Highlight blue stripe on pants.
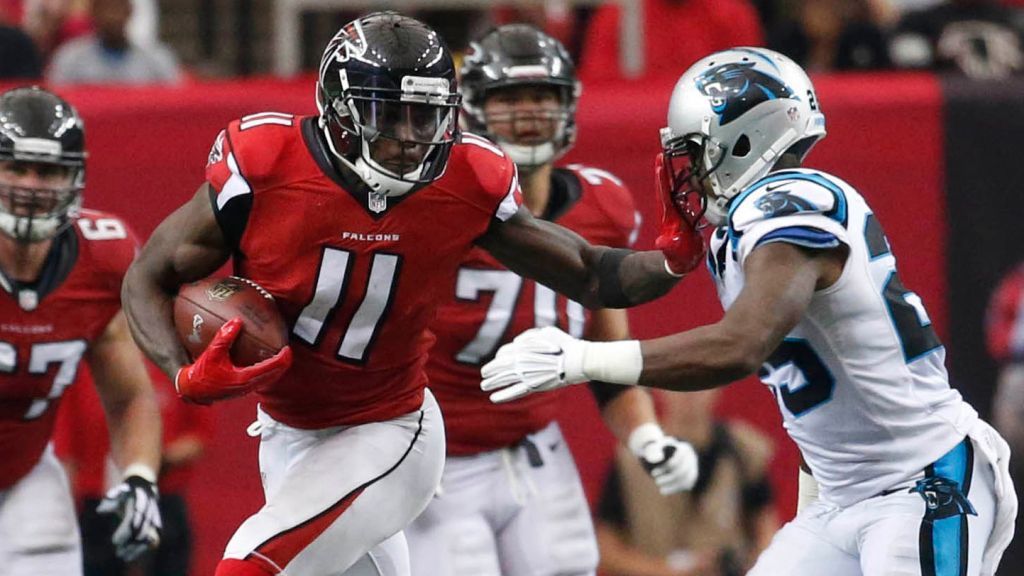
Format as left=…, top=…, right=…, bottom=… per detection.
left=919, top=438, right=973, bottom=576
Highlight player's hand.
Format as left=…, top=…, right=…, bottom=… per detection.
left=481, top=327, right=587, bottom=403
left=96, top=475, right=162, bottom=562
left=655, top=152, right=706, bottom=276
left=630, top=423, right=699, bottom=495
left=175, top=317, right=293, bottom=404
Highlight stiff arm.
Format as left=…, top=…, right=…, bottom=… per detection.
left=478, top=206, right=679, bottom=310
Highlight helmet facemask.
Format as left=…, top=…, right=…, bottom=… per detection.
left=319, top=75, right=460, bottom=201
left=660, top=130, right=725, bottom=228
left=0, top=153, right=84, bottom=244
left=460, top=25, right=581, bottom=174
left=476, top=83, right=576, bottom=173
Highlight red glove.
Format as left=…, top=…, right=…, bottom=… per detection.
left=174, top=318, right=293, bottom=404
left=654, top=152, right=707, bottom=276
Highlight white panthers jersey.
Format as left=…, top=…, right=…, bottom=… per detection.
left=709, top=168, right=978, bottom=507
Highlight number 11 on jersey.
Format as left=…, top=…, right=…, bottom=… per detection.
left=292, top=248, right=401, bottom=364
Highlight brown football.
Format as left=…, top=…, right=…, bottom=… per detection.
left=173, top=276, right=288, bottom=366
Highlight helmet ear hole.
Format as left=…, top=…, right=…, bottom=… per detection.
left=786, top=136, right=818, bottom=161
left=732, top=135, right=751, bottom=157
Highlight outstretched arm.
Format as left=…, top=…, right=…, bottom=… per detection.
left=477, top=206, right=699, bottom=309
left=637, top=242, right=835, bottom=391
left=482, top=242, right=844, bottom=402
left=121, top=183, right=231, bottom=380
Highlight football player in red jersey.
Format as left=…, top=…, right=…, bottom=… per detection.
left=121, top=12, right=704, bottom=576
left=0, top=87, right=163, bottom=574
left=405, top=25, right=699, bottom=576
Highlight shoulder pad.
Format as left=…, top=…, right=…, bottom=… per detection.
left=74, top=210, right=138, bottom=288
left=458, top=132, right=507, bottom=159
left=729, top=170, right=849, bottom=235
left=219, top=112, right=299, bottom=184
left=451, top=133, right=521, bottom=221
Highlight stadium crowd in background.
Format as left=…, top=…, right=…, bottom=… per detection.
left=1, top=0, right=1024, bottom=80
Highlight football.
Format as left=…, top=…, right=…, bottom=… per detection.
left=173, top=276, right=288, bottom=366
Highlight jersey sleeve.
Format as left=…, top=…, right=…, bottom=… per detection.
left=205, top=123, right=252, bottom=250
left=204, top=113, right=297, bottom=249
left=460, top=133, right=522, bottom=222
left=728, top=172, right=851, bottom=267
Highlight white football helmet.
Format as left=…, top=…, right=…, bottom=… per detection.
left=660, top=47, right=826, bottom=226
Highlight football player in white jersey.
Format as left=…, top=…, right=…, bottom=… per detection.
left=480, top=47, right=1018, bottom=576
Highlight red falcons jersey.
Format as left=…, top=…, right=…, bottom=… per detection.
left=425, top=164, right=640, bottom=456
left=987, top=264, right=1024, bottom=363
left=206, top=115, right=521, bottom=429
left=0, top=210, right=136, bottom=490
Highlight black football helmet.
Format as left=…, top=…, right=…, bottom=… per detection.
left=0, top=87, right=85, bottom=243
left=460, top=24, right=580, bottom=171
left=316, top=12, right=460, bottom=204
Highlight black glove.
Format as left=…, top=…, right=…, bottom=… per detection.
left=96, top=475, right=162, bottom=561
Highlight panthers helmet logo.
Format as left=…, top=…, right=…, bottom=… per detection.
left=755, top=189, right=817, bottom=218
left=696, top=62, right=795, bottom=125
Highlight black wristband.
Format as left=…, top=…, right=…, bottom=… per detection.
left=597, top=248, right=633, bottom=308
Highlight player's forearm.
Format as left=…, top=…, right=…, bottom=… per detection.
left=602, top=248, right=681, bottom=308
left=481, top=211, right=678, bottom=309
left=89, top=314, right=163, bottom=475
left=637, top=324, right=762, bottom=392
left=602, top=387, right=660, bottom=445
left=122, top=263, right=191, bottom=380
left=104, top=388, right=163, bottom=475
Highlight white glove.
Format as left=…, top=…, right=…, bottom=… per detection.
left=629, top=423, right=699, bottom=494
left=96, top=474, right=162, bottom=562
left=481, top=327, right=587, bottom=403
left=969, top=420, right=1018, bottom=576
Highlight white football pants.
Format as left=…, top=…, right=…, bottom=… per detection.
left=0, top=446, right=82, bottom=576
left=749, top=426, right=1014, bottom=576
left=223, top=389, right=445, bottom=576
left=406, top=421, right=599, bottom=576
